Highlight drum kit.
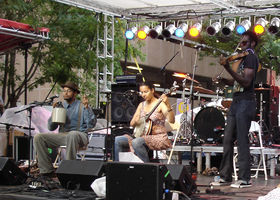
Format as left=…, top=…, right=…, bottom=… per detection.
left=172, top=75, right=269, bottom=146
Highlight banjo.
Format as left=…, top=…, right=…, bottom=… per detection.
left=133, top=82, right=178, bottom=138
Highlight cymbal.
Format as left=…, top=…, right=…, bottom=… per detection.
left=172, top=72, right=199, bottom=84
left=193, top=86, right=216, bottom=95
left=254, top=87, right=272, bottom=91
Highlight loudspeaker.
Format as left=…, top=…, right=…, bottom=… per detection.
left=111, top=83, right=141, bottom=124
left=0, top=157, right=27, bottom=185
left=106, top=162, right=173, bottom=200
left=166, top=164, right=197, bottom=196
left=56, top=160, right=105, bottom=190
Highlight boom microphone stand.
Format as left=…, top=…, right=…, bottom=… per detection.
left=189, top=46, right=201, bottom=174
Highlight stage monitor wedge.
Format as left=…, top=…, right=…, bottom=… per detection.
left=56, top=160, right=105, bottom=190
left=0, top=157, right=27, bottom=185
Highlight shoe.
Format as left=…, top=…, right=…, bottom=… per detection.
left=210, top=176, right=231, bottom=186
left=230, top=180, right=252, bottom=188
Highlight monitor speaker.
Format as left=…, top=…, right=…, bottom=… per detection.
left=166, top=164, right=197, bottom=196
left=106, top=162, right=173, bottom=200
left=56, top=160, right=105, bottom=190
left=0, top=157, right=27, bottom=185
left=111, top=83, right=141, bottom=124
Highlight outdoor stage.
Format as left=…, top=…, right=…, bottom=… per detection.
left=0, top=173, right=279, bottom=200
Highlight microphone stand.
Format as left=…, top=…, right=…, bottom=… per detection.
left=160, top=51, right=179, bottom=90
left=189, top=47, right=200, bottom=174
left=14, top=86, right=56, bottom=176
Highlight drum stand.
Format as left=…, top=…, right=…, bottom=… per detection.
left=167, top=47, right=200, bottom=171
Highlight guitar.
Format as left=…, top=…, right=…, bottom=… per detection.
left=133, top=82, right=178, bottom=138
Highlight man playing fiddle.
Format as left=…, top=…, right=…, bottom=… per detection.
left=211, top=30, right=259, bottom=188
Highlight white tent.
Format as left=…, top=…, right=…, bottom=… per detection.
left=53, top=0, right=280, bottom=19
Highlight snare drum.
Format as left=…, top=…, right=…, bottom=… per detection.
left=194, top=107, right=225, bottom=143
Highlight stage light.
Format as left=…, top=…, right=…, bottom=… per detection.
left=236, top=19, right=251, bottom=35
left=137, top=26, right=150, bottom=40
left=149, top=25, right=162, bottom=39
left=254, top=18, right=267, bottom=35
left=162, top=24, right=176, bottom=38
left=189, top=23, right=202, bottom=38
left=222, top=20, right=235, bottom=36
left=125, top=26, right=137, bottom=40
left=268, top=17, right=280, bottom=34
left=175, top=23, right=188, bottom=38
left=206, top=22, right=221, bottom=36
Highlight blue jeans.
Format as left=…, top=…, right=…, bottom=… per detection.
left=219, top=98, right=256, bottom=182
left=114, top=135, right=149, bottom=162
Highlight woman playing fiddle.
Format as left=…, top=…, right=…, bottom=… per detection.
left=211, top=30, right=259, bottom=188
left=114, top=81, right=175, bottom=162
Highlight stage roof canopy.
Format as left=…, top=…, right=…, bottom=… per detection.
left=0, top=18, right=50, bottom=54
left=53, top=0, right=280, bottom=20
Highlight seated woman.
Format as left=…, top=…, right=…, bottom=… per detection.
left=114, top=81, right=175, bottom=162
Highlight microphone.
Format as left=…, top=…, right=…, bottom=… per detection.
left=47, top=94, right=59, bottom=101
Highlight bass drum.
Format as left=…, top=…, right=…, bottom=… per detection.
left=194, top=107, right=225, bottom=144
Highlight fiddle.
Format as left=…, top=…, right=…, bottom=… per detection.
left=220, top=51, right=249, bottom=66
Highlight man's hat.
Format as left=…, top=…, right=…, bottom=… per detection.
left=61, top=81, right=80, bottom=94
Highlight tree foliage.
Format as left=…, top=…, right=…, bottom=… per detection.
left=0, top=0, right=144, bottom=107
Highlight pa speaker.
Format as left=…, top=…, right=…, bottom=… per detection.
left=56, top=160, right=105, bottom=190
left=166, top=164, right=197, bottom=196
left=111, top=83, right=141, bottom=124
left=106, top=162, right=173, bottom=200
left=0, top=157, right=27, bottom=185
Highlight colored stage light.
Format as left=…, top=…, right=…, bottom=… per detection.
left=268, top=17, right=280, bottom=34
left=253, top=18, right=267, bottom=35
left=189, top=23, right=202, bottom=38
left=206, top=22, right=221, bottom=36
left=137, top=26, right=150, bottom=40
left=162, top=24, right=176, bottom=38
left=236, top=19, right=251, bottom=35
left=222, top=20, right=235, bottom=36
left=125, top=27, right=137, bottom=40
left=149, top=25, right=162, bottom=39
left=175, top=23, right=188, bottom=38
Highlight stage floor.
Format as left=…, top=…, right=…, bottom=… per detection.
left=0, top=173, right=279, bottom=200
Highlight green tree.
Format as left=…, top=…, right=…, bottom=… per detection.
left=0, top=0, right=144, bottom=107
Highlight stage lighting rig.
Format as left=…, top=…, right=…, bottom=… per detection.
left=236, top=19, right=251, bottom=35
left=175, top=23, right=188, bottom=38
left=162, top=24, right=176, bottom=38
left=254, top=18, right=267, bottom=35
left=206, top=21, right=221, bottom=36
left=268, top=17, right=280, bottom=34
left=137, top=26, right=150, bottom=40
left=189, top=23, right=202, bottom=38
left=125, top=26, right=137, bottom=40
left=149, top=25, right=162, bottom=39
left=222, top=20, right=235, bottom=36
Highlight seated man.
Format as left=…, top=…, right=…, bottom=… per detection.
left=34, top=81, right=96, bottom=178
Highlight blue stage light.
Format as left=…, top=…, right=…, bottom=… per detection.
left=175, top=23, right=188, bottom=38
left=125, top=27, right=137, bottom=40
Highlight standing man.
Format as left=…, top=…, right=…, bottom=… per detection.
left=34, top=81, right=96, bottom=178
left=211, top=31, right=259, bottom=188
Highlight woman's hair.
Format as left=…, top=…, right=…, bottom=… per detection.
left=139, top=81, right=160, bottom=97
left=139, top=81, right=155, bottom=90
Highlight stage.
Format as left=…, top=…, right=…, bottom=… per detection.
left=0, top=173, right=279, bottom=200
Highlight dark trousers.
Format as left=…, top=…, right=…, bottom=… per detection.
left=219, top=98, right=256, bottom=182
